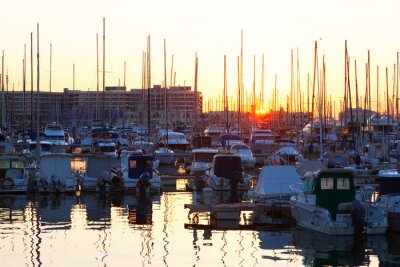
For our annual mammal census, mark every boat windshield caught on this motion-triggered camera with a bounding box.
[0,160,24,169]
[193,152,216,163]
[302,175,315,193]
[99,146,116,153]
[29,144,51,152]
[254,135,274,141]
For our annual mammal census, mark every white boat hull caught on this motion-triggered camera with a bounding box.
[290,197,387,235]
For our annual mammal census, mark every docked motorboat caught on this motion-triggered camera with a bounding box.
[97,142,117,156]
[154,147,175,165]
[158,131,189,151]
[120,147,159,172]
[219,134,242,148]
[133,140,156,154]
[123,155,161,192]
[0,156,30,193]
[204,154,252,191]
[36,153,78,193]
[275,146,302,163]
[367,169,400,231]
[43,122,67,153]
[229,143,256,169]
[248,165,301,225]
[26,141,52,156]
[250,128,275,145]
[248,165,301,201]
[0,132,13,155]
[188,148,219,175]
[290,169,388,235]
[204,125,225,147]
[79,154,121,192]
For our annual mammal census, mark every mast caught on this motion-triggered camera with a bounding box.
[96,33,99,121]
[36,23,41,161]
[49,43,52,93]
[377,66,380,116]
[141,51,146,125]
[290,49,294,126]
[355,59,362,148]
[261,53,264,109]
[170,55,174,88]
[31,32,34,132]
[393,64,396,120]
[224,55,229,133]
[163,38,168,144]
[124,61,126,88]
[238,29,243,131]
[311,41,317,143]
[23,44,26,133]
[397,52,399,122]
[1,50,4,130]
[252,54,256,117]
[49,43,53,122]
[194,53,198,131]
[297,48,303,133]
[147,35,151,143]
[102,17,106,123]
[72,63,76,127]
[307,73,310,118]
[386,67,390,130]
[237,56,240,127]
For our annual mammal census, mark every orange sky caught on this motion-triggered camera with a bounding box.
[1,0,400,114]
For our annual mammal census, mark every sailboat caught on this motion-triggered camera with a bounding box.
[154,39,175,165]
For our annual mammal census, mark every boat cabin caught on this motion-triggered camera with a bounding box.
[212,154,243,180]
[0,156,25,180]
[303,169,356,219]
[220,134,242,147]
[192,135,212,148]
[128,155,154,179]
[378,169,400,195]
[85,155,113,178]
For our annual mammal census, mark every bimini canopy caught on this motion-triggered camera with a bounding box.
[378,169,400,195]
[254,165,301,198]
[40,154,72,178]
[86,155,112,177]
[128,155,154,179]
[220,134,241,147]
[275,146,300,156]
[213,155,242,179]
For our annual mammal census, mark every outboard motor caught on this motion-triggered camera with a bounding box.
[111,170,124,191]
[229,171,242,191]
[351,200,366,237]
[98,170,111,191]
[138,172,151,193]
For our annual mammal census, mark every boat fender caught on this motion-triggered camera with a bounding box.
[351,200,366,236]
[1,177,15,190]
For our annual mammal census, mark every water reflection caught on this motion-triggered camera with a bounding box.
[291,227,376,266]
[0,193,398,266]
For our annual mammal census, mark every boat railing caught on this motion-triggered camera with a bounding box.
[289,183,303,200]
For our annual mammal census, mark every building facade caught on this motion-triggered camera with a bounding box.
[1,85,202,129]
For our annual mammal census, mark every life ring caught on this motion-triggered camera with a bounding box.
[1,177,15,190]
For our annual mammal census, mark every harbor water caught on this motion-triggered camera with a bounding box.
[0,164,397,266]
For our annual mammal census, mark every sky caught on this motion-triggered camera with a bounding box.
[1,0,400,112]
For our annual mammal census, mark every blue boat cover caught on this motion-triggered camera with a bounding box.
[128,155,154,179]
